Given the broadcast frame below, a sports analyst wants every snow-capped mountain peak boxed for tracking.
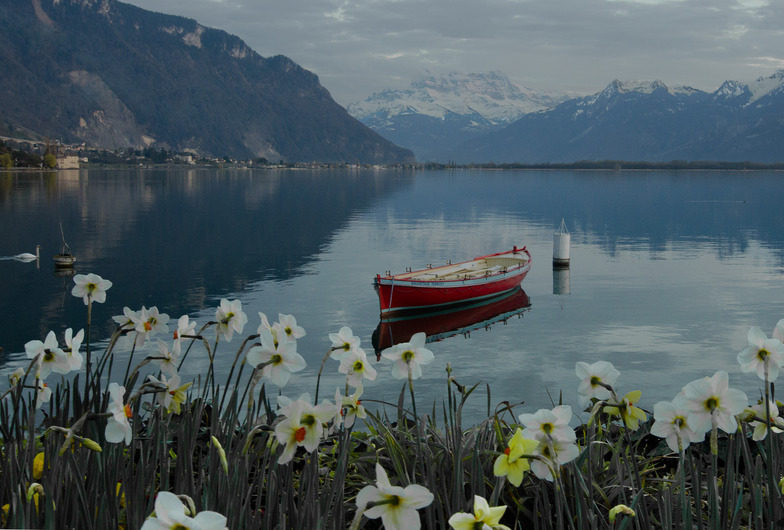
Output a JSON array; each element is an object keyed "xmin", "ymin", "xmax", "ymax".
[
  {"xmin": 347, "ymin": 71, "xmax": 568, "ymax": 125},
  {"xmin": 714, "ymin": 69, "xmax": 784, "ymax": 104}
]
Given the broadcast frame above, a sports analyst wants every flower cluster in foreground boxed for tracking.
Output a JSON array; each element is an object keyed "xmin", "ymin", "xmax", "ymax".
[{"xmin": 4, "ymin": 270, "xmax": 784, "ymax": 529}]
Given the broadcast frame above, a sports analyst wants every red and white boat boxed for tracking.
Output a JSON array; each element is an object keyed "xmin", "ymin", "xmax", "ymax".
[{"xmin": 374, "ymin": 246, "xmax": 532, "ymax": 315}]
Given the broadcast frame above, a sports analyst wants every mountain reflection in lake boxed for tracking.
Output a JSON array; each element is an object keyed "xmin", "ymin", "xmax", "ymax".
[{"xmin": 1, "ymin": 168, "xmax": 782, "ymax": 424}]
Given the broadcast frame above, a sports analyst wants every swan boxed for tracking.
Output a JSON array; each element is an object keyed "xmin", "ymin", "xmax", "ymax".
[{"xmin": 14, "ymin": 245, "xmax": 40, "ymax": 262}]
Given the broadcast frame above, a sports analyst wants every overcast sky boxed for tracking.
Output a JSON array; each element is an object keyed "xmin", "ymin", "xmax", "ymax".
[{"xmin": 122, "ymin": 0, "xmax": 784, "ymax": 106}]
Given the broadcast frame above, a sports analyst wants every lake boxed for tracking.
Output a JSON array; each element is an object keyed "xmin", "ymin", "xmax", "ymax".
[{"xmin": 1, "ymin": 168, "xmax": 783, "ymax": 425}]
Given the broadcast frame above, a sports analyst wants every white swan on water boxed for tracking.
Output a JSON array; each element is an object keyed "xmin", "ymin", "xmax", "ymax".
[{"xmin": 13, "ymin": 245, "xmax": 40, "ymax": 262}]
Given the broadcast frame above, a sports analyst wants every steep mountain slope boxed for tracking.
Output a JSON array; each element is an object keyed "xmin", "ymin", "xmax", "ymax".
[
  {"xmin": 347, "ymin": 72, "xmax": 568, "ymax": 161},
  {"xmin": 0, "ymin": 0, "xmax": 414, "ymax": 163},
  {"xmin": 447, "ymin": 72, "xmax": 784, "ymax": 164}
]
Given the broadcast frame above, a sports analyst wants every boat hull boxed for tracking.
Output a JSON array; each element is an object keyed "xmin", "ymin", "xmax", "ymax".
[{"xmin": 375, "ymin": 247, "xmax": 532, "ymax": 315}]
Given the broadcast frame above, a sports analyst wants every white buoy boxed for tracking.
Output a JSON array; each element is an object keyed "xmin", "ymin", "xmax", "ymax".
[{"xmin": 553, "ymin": 218, "xmax": 570, "ymax": 267}]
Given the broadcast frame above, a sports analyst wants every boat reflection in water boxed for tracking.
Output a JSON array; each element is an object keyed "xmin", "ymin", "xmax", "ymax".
[{"xmin": 372, "ymin": 287, "xmax": 531, "ymax": 357}]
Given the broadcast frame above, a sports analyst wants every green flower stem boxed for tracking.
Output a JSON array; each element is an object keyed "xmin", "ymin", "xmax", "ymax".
[
  {"xmin": 314, "ymin": 347, "xmax": 336, "ymax": 404},
  {"xmin": 218, "ymin": 334, "xmax": 258, "ymax": 412}
]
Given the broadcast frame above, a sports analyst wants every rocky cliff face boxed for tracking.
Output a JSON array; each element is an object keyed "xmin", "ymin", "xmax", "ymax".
[{"xmin": 0, "ymin": 0, "xmax": 414, "ymax": 163}]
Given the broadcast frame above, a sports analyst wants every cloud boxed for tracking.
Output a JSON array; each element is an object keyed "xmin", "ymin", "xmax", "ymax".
[{"xmin": 123, "ymin": 0, "xmax": 784, "ymax": 104}]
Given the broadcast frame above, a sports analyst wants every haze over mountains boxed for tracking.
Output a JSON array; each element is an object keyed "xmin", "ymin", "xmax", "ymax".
[
  {"xmin": 352, "ymin": 71, "xmax": 784, "ymax": 164},
  {"xmin": 0, "ymin": 0, "xmax": 414, "ymax": 163}
]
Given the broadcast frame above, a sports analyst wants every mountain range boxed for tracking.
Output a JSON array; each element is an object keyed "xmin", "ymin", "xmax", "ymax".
[
  {"xmin": 350, "ymin": 70, "xmax": 784, "ymax": 164},
  {"xmin": 0, "ymin": 0, "xmax": 414, "ymax": 163},
  {"xmin": 443, "ymin": 72, "xmax": 784, "ymax": 164},
  {"xmin": 347, "ymin": 72, "xmax": 568, "ymax": 162}
]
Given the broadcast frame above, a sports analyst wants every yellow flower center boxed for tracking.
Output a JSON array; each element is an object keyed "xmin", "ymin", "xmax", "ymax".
[
  {"xmin": 353, "ymin": 360, "xmax": 364, "ymax": 371},
  {"xmin": 402, "ymin": 350, "xmax": 414, "ymax": 362},
  {"xmin": 705, "ymin": 397, "xmax": 719, "ymax": 411},
  {"xmin": 271, "ymin": 354, "xmax": 282, "ymax": 364},
  {"xmin": 43, "ymin": 350, "xmax": 54, "ymax": 362},
  {"xmin": 590, "ymin": 375, "xmax": 601, "ymax": 387},
  {"xmin": 758, "ymin": 348, "xmax": 770, "ymax": 361},
  {"xmin": 342, "ymin": 342, "xmax": 351, "ymax": 351}
]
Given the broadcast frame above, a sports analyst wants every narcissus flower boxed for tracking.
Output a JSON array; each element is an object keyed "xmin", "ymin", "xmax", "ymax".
[
  {"xmin": 246, "ymin": 328, "xmax": 307, "ymax": 387},
  {"xmin": 519, "ymin": 405, "xmax": 575, "ymax": 443},
  {"xmin": 25, "ymin": 331, "xmax": 70, "ymax": 379},
  {"xmin": 215, "ymin": 298, "xmax": 248, "ymax": 342},
  {"xmin": 329, "ymin": 326, "xmax": 362, "ymax": 360},
  {"xmin": 274, "ymin": 398, "xmax": 334, "ymax": 464},
  {"xmin": 680, "ymin": 371, "xmax": 747, "ymax": 435},
  {"xmin": 34, "ymin": 380, "xmax": 51, "ymax": 409},
  {"xmin": 341, "ymin": 386, "xmax": 367, "ymax": 429},
  {"xmin": 575, "ymin": 360, "xmax": 620, "ymax": 406},
  {"xmin": 105, "ymin": 383, "xmax": 133, "ymax": 445},
  {"xmin": 173, "ymin": 315, "xmax": 197, "ymax": 343},
  {"xmin": 381, "ymin": 332, "xmax": 434, "ymax": 380},
  {"xmin": 356, "ymin": 463, "xmax": 434, "ymax": 530},
  {"xmin": 493, "ymin": 428, "xmax": 539, "ymax": 487},
  {"xmin": 278, "ymin": 313, "xmax": 306, "ymax": 341},
  {"xmin": 8, "ymin": 367, "xmax": 24, "ymax": 388},
  {"xmin": 155, "ymin": 339, "xmax": 181, "ymax": 377},
  {"xmin": 338, "ymin": 347, "xmax": 377, "ymax": 387},
  {"xmin": 748, "ymin": 400, "xmax": 784, "ymax": 441},
  {"xmin": 140, "ymin": 491, "xmax": 227, "ymax": 530},
  {"xmin": 737, "ymin": 326, "xmax": 784, "ymax": 381},
  {"xmin": 529, "ymin": 437, "xmax": 580, "ymax": 481},
  {"xmin": 604, "ymin": 390, "xmax": 647, "ymax": 431},
  {"xmin": 650, "ymin": 397, "xmax": 705, "ymax": 452},
  {"xmin": 63, "ymin": 328, "xmax": 84, "ymax": 371},
  {"xmin": 147, "ymin": 373, "xmax": 192, "ymax": 414},
  {"xmin": 448, "ymin": 495, "xmax": 510, "ymax": 530},
  {"xmin": 71, "ymin": 273, "xmax": 112, "ymax": 305}
]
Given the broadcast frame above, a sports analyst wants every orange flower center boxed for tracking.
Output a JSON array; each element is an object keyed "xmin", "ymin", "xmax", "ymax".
[
  {"xmin": 144, "ymin": 321, "xmax": 152, "ymax": 331},
  {"xmin": 295, "ymin": 427, "xmax": 306, "ymax": 443},
  {"xmin": 504, "ymin": 447, "xmax": 511, "ymax": 456},
  {"xmin": 124, "ymin": 404, "xmax": 132, "ymax": 418}
]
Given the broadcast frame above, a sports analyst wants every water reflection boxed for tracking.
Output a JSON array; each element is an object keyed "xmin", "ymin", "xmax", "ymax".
[
  {"xmin": 1, "ymin": 169, "xmax": 783, "ymax": 422},
  {"xmin": 372, "ymin": 287, "xmax": 531, "ymax": 355}
]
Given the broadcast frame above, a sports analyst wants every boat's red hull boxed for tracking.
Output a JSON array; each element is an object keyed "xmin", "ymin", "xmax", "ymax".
[{"xmin": 374, "ymin": 247, "xmax": 532, "ymax": 315}]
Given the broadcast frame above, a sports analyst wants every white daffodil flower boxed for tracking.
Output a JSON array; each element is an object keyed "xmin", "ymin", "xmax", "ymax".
[
  {"xmin": 24, "ymin": 330, "xmax": 70, "ymax": 379},
  {"xmin": 278, "ymin": 313, "xmax": 305, "ymax": 341},
  {"xmin": 519, "ymin": 405, "xmax": 575, "ymax": 444},
  {"xmin": 380, "ymin": 332, "xmax": 434, "ymax": 380},
  {"xmin": 246, "ymin": 328, "xmax": 307, "ymax": 387},
  {"xmin": 105, "ymin": 383, "xmax": 133, "ymax": 445},
  {"xmin": 329, "ymin": 326, "xmax": 361, "ymax": 360},
  {"xmin": 71, "ymin": 273, "xmax": 112, "ymax": 305},
  {"xmin": 140, "ymin": 491, "xmax": 227, "ymax": 530},
  {"xmin": 63, "ymin": 328, "xmax": 84, "ymax": 371},
  {"xmin": 356, "ymin": 463, "xmax": 434, "ymax": 530},
  {"xmin": 679, "ymin": 370, "xmax": 748, "ymax": 435},
  {"xmin": 650, "ymin": 397, "xmax": 705, "ymax": 452},
  {"xmin": 338, "ymin": 347, "xmax": 377, "ymax": 388},
  {"xmin": 575, "ymin": 360, "xmax": 620, "ymax": 406},
  {"xmin": 737, "ymin": 325, "xmax": 784, "ymax": 382},
  {"xmin": 215, "ymin": 298, "xmax": 247, "ymax": 342}
]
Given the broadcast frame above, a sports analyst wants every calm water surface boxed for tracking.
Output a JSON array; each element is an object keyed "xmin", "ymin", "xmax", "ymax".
[{"xmin": 1, "ymin": 168, "xmax": 783, "ymax": 424}]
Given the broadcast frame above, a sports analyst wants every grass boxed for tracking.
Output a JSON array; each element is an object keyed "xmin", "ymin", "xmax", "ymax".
[{"xmin": 1, "ymin": 292, "xmax": 783, "ymax": 529}]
